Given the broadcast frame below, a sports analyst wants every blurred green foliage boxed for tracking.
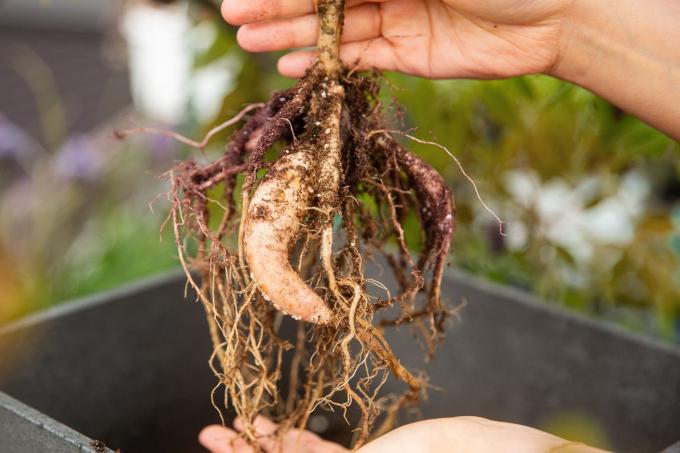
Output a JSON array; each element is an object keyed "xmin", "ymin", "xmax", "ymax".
[
  {"xmin": 0, "ymin": 126, "xmax": 180, "ymax": 323},
  {"xmin": 540, "ymin": 411, "xmax": 612, "ymax": 451},
  {"xmin": 381, "ymin": 73, "xmax": 680, "ymax": 337}
]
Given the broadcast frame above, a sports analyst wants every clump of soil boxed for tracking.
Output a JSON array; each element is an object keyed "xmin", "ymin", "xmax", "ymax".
[{"xmin": 120, "ymin": 0, "xmax": 455, "ymax": 448}]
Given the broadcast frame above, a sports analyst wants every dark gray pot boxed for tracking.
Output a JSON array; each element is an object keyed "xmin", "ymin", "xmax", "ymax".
[{"xmin": 1, "ymin": 269, "xmax": 679, "ymax": 453}]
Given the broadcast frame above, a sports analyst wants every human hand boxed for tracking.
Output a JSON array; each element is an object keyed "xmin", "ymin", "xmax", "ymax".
[
  {"xmin": 221, "ymin": 0, "xmax": 573, "ymax": 79},
  {"xmin": 200, "ymin": 416, "xmax": 608, "ymax": 452},
  {"xmin": 199, "ymin": 416, "xmax": 349, "ymax": 453}
]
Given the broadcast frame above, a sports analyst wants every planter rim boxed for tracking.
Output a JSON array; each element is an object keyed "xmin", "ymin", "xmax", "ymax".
[
  {"xmin": 447, "ymin": 268, "xmax": 680, "ymax": 358},
  {"xmin": 0, "ymin": 392, "xmax": 112, "ymax": 453},
  {"xmin": 0, "ymin": 269, "xmax": 185, "ymax": 336},
  {"xmin": 2, "ymin": 267, "xmax": 678, "ymax": 359}
]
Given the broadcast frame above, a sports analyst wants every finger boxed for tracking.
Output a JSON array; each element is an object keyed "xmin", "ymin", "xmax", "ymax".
[
  {"xmin": 237, "ymin": 3, "xmax": 382, "ymax": 52},
  {"xmin": 278, "ymin": 38, "xmax": 400, "ymax": 77},
  {"xmin": 234, "ymin": 416, "xmax": 346, "ymax": 453},
  {"xmin": 357, "ymin": 417, "xmax": 604, "ymax": 453},
  {"xmin": 233, "ymin": 416, "xmax": 283, "ymax": 452},
  {"xmin": 234, "ymin": 415, "xmax": 279, "ymax": 436},
  {"xmin": 222, "ymin": 0, "xmax": 369, "ymax": 26},
  {"xmin": 318, "ymin": 440, "xmax": 352, "ymax": 453},
  {"xmin": 199, "ymin": 425, "xmax": 254, "ymax": 453},
  {"xmin": 280, "ymin": 429, "xmax": 344, "ymax": 453},
  {"xmin": 222, "ymin": 0, "xmax": 313, "ymax": 25}
]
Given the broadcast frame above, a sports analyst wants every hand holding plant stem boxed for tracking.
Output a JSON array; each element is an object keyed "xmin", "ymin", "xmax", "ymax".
[{"xmin": 223, "ymin": 0, "xmax": 680, "ymax": 139}]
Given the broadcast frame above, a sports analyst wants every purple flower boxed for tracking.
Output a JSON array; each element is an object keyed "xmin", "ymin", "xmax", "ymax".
[
  {"xmin": 0, "ymin": 115, "xmax": 31, "ymax": 161},
  {"xmin": 145, "ymin": 127, "xmax": 177, "ymax": 162},
  {"xmin": 54, "ymin": 134, "xmax": 101, "ymax": 183}
]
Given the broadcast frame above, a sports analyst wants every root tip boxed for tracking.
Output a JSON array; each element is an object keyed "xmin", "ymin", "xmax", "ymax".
[{"xmin": 112, "ymin": 129, "xmax": 127, "ymax": 140}]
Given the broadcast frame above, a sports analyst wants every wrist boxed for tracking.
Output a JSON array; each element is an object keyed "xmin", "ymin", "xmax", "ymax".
[
  {"xmin": 547, "ymin": 0, "xmax": 604, "ymax": 84},
  {"xmin": 546, "ymin": 0, "xmax": 680, "ymax": 139}
]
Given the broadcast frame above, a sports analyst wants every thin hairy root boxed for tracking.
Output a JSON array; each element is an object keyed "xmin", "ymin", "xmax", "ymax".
[
  {"xmin": 321, "ymin": 225, "xmax": 342, "ymax": 300},
  {"xmin": 314, "ymin": 81, "xmax": 345, "ymax": 304},
  {"xmin": 238, "ymin": 191, "xmax": 250, "ymax": 278},
  {"xmin": 141, "ymin": 0, "xmax": 469, "ymax": 447},
  {"xmin": 114, "ymin": 103, "xmax": 264, "ymax": 150},
  {"xmin": 373, "ymin": 129, "xmax": 503, "ymax": 235},
  {"xmin": 243, "ymin": 76, "xmax": 317, "ymax": 191},
  {"xmin": 391, "ymin": 138, "xmax": 454, "ymax": 327}
]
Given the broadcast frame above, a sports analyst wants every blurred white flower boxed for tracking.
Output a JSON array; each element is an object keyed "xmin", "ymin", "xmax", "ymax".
[
  {"xmin": 122, "ymin": 5, "xmax": 240, "ymax": 125},
  {"xmin": 122, "ymin": 3, "xmax": 191, "ymax": 123},
  {"xmin": 187, "ymin": 21, "xmax": 241, "ymax": 124},
  {"xmin": 503, "ymin": 169, "xmax": 649, "ymax": 262},
  {"xmin": 190, "ymin": 54, "xmax": 241, "ymax": 124}
]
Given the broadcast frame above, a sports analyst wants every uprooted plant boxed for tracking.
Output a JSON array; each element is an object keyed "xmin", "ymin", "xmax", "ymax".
[{"xmin": 117, "ymin": 0, "xmax": 460, "ymax": 448}]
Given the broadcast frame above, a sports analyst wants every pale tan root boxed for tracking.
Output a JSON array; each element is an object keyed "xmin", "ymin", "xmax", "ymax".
[{"xmin": 243, "ymin": 147, "xmax": 333, "ymax": 324}]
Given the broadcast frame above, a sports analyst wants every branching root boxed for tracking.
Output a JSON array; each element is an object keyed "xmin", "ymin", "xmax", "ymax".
[{"xmin": 124, "ymin": 0, "xmax": 468, "ymax": 449}]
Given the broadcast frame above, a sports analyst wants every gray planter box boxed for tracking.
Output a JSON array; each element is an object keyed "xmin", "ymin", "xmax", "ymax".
[{"xmin": 1, "ymin": 270, "xmax": 679, "ymax": 453}]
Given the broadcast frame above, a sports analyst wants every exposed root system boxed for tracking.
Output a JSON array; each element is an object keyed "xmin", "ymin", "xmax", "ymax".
[{"xmin": 118, "ymin": 0, "xmax": 457, "ymax": 449}]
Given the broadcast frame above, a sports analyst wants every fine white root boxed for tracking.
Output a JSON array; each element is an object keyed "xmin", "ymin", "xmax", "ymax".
[{"xmin": 243, "ymin": 146, "xmax": 333, "ymax": 324}]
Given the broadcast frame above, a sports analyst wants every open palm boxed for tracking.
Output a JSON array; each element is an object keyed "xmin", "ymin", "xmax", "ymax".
[{"xmin": 222, "ymin": 0, "xmax": 572, "ymax": 78}]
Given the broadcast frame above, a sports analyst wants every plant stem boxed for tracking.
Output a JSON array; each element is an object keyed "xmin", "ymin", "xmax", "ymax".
[{"xmin": 317, "ymin": 0, "xmax": 345, "ymax": 76}]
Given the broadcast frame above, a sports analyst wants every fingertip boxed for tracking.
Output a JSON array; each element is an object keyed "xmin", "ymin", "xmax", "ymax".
[
  {"xmin": 235, "ymin": 22, "xmax": 282, "ymax": 53},
  {"xmin": 235, "ymin": 25, "xmax": 256, "ymax": 51},
  {"xmin": 199, "ymin": 425, "xmax": 238, "ymax": 452},
  {"xmin": 221, "ymin": 0, "xmax": 249, "ymax": 25},
  {"xmin": 234, "ymin": 415, "xmax": 279, "ymax": 435},
  {"xmin": 277, "ymin": 52, "xmax": 316, "ymax": 78},
  {"xmin": 200, "ymin": 424, "xmax": 224, "ymax": 438},
  {"xmin": 232, "ymin": 417, "xmax": 245, "ymax": 432}
]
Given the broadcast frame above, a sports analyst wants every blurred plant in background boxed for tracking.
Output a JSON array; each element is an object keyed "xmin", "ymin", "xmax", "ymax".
[
  {"xmin": 0, "ymin": 108, "xmax": 180, "ymax": 323},
  {"xmin": 385, "ymin": 74, "xmax": 680, "ymax": 338},
  {"xmin": 1, "ymin": 0, "xmax": 678, "ymax": 343}
]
